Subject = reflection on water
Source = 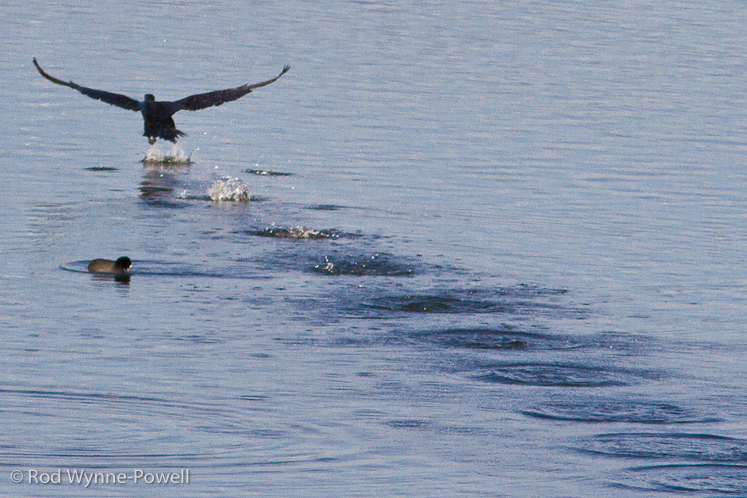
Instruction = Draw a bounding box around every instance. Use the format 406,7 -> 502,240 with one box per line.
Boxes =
139,167 -> 187,203
92,273 -> 131,284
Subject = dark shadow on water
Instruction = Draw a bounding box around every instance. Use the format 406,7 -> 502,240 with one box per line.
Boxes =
280,276 -> 583,326
358,286 -> 571,317
85,166 -> 119,171
306,204 -> 345,211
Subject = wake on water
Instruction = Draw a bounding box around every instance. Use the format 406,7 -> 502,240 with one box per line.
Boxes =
141,143 -> 194,165
139,144 -> 253,201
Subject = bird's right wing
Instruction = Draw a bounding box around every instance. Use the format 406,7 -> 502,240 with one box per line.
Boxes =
33,58 -> 142,112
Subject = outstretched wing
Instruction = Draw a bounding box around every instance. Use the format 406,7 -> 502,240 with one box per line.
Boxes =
33,58 -> 141,112
173,64 -> 290,112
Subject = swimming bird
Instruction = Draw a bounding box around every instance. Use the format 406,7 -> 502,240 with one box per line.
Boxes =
88,256 -> 132,275
33,58 -> 290,144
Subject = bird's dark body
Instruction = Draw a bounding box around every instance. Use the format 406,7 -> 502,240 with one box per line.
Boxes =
88,256 -> 132,274
141,100 -> 185,143
33,58 -> 290,144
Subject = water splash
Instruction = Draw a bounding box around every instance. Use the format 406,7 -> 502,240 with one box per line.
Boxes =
250,225 -> 342,239
246,167 -> 291,176
207,177 -> 251,202
141,143 -> 194,165
313,253 -> 415,276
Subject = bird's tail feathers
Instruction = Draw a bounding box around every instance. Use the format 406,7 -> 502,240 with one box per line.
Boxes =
144,129 -> 187,143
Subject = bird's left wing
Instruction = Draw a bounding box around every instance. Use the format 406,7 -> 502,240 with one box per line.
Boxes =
33,58 -> 142,112
173,65 -> 290,112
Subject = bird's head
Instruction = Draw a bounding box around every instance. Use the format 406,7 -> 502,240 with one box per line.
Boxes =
115,256 -> 132,272
144,94 -> 155,102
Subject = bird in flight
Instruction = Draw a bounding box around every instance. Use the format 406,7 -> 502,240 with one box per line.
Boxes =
33,58 -> 290,144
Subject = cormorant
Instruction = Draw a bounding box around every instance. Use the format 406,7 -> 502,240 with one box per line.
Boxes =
33,58 -> 290,144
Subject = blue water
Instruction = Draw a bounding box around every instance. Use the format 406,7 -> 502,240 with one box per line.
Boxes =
2,1 -> 747,496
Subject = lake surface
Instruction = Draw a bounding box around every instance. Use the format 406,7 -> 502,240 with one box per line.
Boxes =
2,0 -> 747,496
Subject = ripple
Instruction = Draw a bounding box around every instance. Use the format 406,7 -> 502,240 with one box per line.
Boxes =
0,387 -> 283,466
524,399 -> 718,424
579,433 -> 747,460
369,294 -> 505,313
365,287 -> 570,315
405,327 -> 598,351
409,328 -> 534,350
617,464 -> 747,493
473,363 -> 633,387
386,419 -> 430,429
331,284 -> 580,322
